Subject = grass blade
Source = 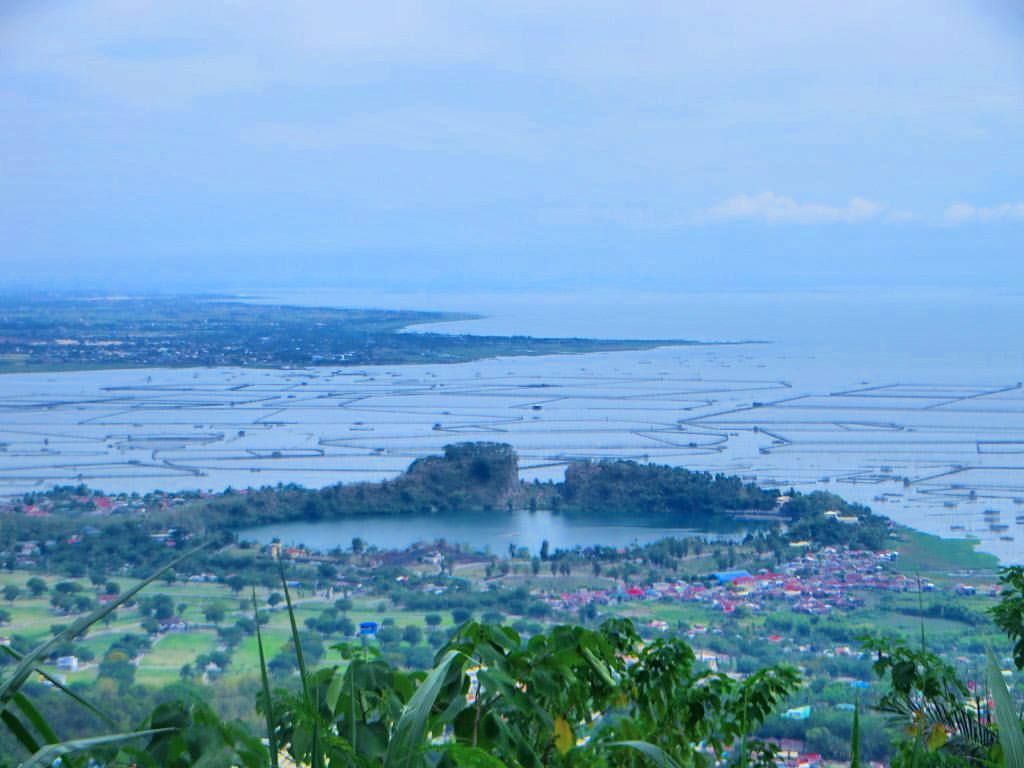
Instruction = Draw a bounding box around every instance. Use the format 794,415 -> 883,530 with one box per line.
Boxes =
12,692 -> 59,747
850,698 -> 861,768
987,649 -> 1024,768
252,588 -> 280,768
278,562 -> 309,696
2,709 -> 40,755
385,649 -> 462,768
17,728 -> 172,768
0,644 -> 117,728
278,561 -> 321,767
0,544 -> 205,713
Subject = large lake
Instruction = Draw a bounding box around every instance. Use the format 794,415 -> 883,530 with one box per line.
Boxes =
2,287 -> 1023,560
239,509 -> 747,555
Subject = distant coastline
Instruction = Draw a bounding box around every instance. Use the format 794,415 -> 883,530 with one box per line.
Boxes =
0,294 -> 739,374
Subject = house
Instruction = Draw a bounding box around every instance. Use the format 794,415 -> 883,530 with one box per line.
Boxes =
783,705 -> 812,720
158,617 -> 188,633
694,649 -> 730,672
56,656 -> 79,672
712,570 -> 752,584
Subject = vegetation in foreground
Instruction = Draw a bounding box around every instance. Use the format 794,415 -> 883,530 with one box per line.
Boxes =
5,557 -> 1024,767
0,445 -> 1005,765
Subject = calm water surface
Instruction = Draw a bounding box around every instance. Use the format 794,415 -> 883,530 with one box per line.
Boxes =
239,509 -> 746,554
3,287 -> 1024,560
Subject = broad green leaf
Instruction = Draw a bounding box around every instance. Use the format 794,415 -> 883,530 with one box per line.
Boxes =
987,649 -> 1024,768
607,740 -> 683,768
439,744 -> 509,767
385,650 -> 463,768
553,717 -> 574,754
926,723 -> 948,751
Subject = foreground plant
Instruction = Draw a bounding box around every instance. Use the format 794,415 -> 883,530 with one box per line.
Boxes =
264,613 -> 799,768
0,546 -> 210,768
2,551 -> 801,768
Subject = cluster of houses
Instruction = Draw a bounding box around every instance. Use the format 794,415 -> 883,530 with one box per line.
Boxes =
0,488 -> 205,518
546,546 -> 987,617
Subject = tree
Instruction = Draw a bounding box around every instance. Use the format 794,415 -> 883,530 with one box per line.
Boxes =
25,576 -> 47,597
3,584 -> 20,602
451,608 -> 473,625
317,562 -> 337,581
54,581 -> 81,595
98,650 -> 136,691
402,625 -> 423,645
334,597 -> 353,612
267,592 -> 284,608
337,616 -> 355,637
224,575 -> 247,595
531,557 -> 541,576
204,603 -> 227,625
425,613 -> 442,628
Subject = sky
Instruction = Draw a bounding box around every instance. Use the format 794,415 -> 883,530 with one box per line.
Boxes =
1,1 -> 1023,293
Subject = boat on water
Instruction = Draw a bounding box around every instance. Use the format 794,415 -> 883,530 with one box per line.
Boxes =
984,509 -> 1001,518
991,523 -> 1010,532
951,524 -> 965,531
1002,536 -> 1015,542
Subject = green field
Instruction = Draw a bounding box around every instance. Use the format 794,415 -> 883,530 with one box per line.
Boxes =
887,526 -> 1000,576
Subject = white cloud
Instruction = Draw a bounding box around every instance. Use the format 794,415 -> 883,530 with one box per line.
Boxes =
704,193 -> 883,224
944,201 -> 1024,224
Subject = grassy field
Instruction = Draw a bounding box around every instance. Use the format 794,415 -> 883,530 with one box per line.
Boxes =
0,522 -> 1006,695
0,567 -> 472,691
887,526 -> 1000,576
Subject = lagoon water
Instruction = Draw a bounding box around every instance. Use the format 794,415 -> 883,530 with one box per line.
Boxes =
239,509 -> 746,555
3,287 -> 1024,559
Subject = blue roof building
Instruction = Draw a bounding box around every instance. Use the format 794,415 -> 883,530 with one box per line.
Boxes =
712,570 -> 752,584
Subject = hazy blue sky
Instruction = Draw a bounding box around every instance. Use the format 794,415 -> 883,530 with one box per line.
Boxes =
2,1 -> 1022,292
